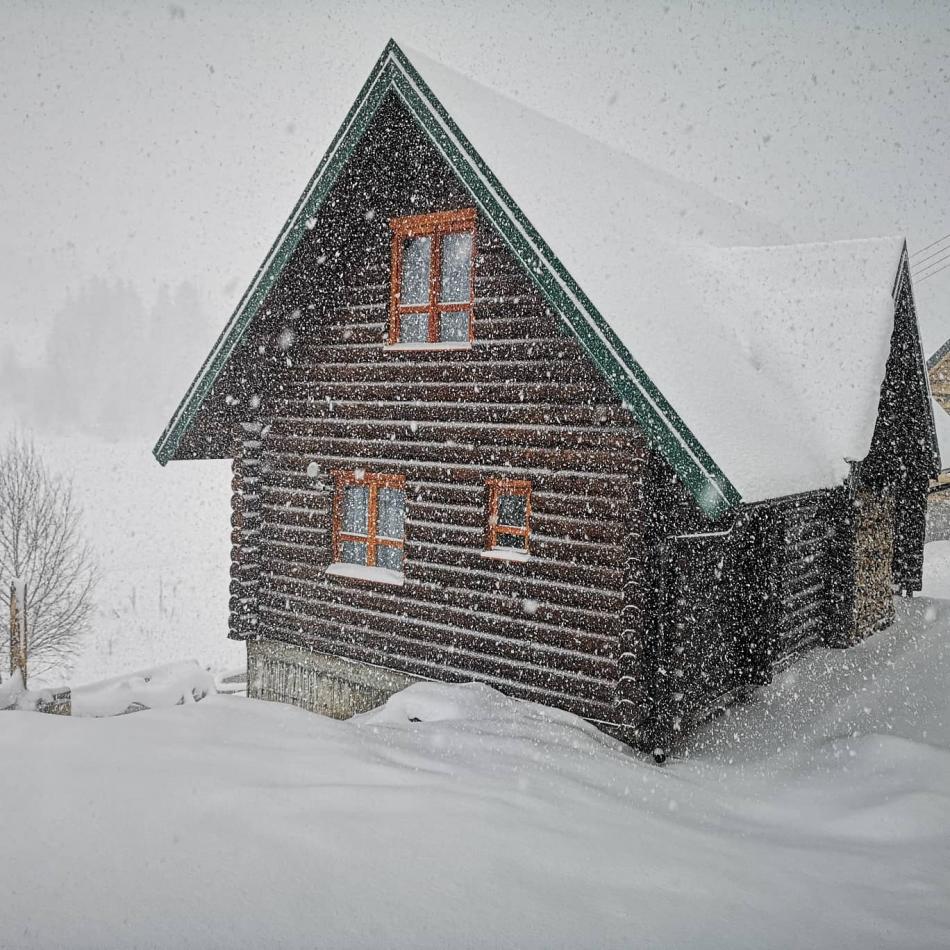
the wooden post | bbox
[10,578,27,686]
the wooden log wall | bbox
[250,208,649,726]
[765,491,838,658]
[229,421,263,640]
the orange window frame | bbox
[388,208,477,345]
[332,470,407,567]
[486,478,532,551]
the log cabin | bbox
[154,41,940,759]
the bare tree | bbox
[0,434,97,678]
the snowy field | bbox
[19,430,243,686]
[1,596,949,949]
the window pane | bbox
[440,231,472,302]
[497,493,527,529]
[377,488,405,540]
[341,540,368,564]
[377,544,404,572]
[399,311,429,344]
[495,532,526,550]
[439,310,470,343]
[342,485,369,534]
[400,236,431,305]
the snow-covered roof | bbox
[405,50,913,502]
[643,239,905,500]
[154,40,926,516]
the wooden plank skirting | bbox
[247,638,422,719]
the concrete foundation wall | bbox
[247,639,422,718]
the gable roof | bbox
[153,40,922,518]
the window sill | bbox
[383,342,472,352]
[325,563,405,586]
[480,548,531,563]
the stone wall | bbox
[928,352,950,414]
[247,639,421,719]
[852,489,896,640]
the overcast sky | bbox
[2,0,949,373]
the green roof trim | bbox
[896,245,942,477]
[153,40,741,519]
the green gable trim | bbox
[896,246,942,477]
[152,44,398,467]
[153,40,740,519]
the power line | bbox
[914,250,950,279]
[912,238,950,269]
[915,258,950,283]
[912,231,950,258]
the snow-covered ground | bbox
[1,596,948,949]
[923,539,950,599]
[1,429,948,946]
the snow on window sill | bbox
[480,548,531,563]
[383,342,472,352]
[325,563,405,586]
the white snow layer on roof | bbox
[406,48,904,501]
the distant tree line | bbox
[0,279,216,439]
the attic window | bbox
[484,478,531,559]
[389,209,476,346]
[331,470,406,579]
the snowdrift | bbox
[0,599,948,948]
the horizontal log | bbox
[262,458,630,502]
[276,380,618,405]
[261,478,630,520]
[270,398,632,430]
[398,519,626,569]
[257,582,617,675]
[297,338,582,367]
[230,509,264,529]
[259,621,616,723]
[261,564,620,639]
[231,526,260,546]
[230,562,261,582]
[230,492,261,513]
[262,437,640,477]
[292,358,601,387]
[259,534,624,596]
[265,417,644,455]
[257,602,614,703]
[264,553,623,614]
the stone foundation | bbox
[247,639,422,718]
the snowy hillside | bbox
[1,597,948,949]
